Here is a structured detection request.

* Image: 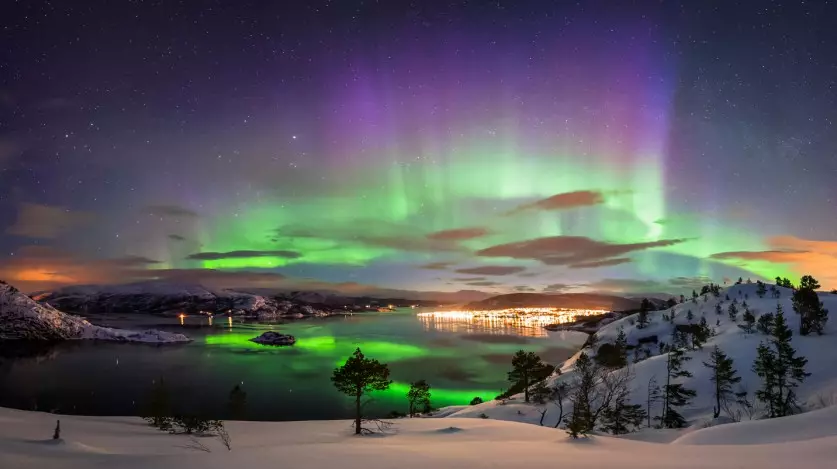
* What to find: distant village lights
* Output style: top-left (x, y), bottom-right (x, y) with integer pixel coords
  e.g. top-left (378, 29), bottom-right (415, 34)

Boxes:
top-left (416, 307), bottom-right (608, 328)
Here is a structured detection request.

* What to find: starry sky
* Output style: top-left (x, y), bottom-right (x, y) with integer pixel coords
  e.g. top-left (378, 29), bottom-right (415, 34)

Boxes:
top-left (2, 0), bottom-right (836, 297)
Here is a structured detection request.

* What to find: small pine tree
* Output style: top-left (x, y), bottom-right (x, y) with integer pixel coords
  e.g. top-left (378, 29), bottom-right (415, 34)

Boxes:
top-left (728, 303), bottom-right (738, 322)
top-left (564, 353), bottom-right (596, 437)
top-left (508, 350), bottom-right (547, 403)
top-left (757, 311), bottom-right (775, 335)
top-left (792, 275), bottom-right (828, 336)
top-left (407, 379), bottom-right (432, 416)
top-left (331, 348), bottom-right (392, 434)
top-left (600, 393), bottom-right (646, 435)
top-left (691, 290), bottom-right (698, 303)
top-left (613, 328), bottom-right (628, 368)
top-left (703, 346), bottom-right (741, 419)
top-left (228, 384), bottom-right (247, 419)
top-left (637, 300), bottom-right (651, 329)
top-left (660, 346), bottom-right (696, 428)
top-left (142, 377), bottom-right (172, 430)
top-left (646, 377), bottom-right (662, 428)
top-left (739, 308), bottom-right (755, 334)
top-left (756, 281), bottom-right (767, 298)
top-left (752, 311), bottom-right (810, 418)
top-left (686, 309), bottom-right (694, 322)
top-left (715, 303), bottom-right (722, 316)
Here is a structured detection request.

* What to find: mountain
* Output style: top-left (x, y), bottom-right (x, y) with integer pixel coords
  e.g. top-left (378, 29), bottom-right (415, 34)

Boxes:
top-left (36, 281), bottom-right (346, 318)
top-left (0, 280), bottom-right (190, 343)
top-left (449, 282), bottom-right (837, 431)
top-left (462, 292), bottom-right (641, 311)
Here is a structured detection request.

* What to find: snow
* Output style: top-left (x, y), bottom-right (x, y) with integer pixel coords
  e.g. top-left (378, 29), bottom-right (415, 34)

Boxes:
top-left (446, 283), bottom-right (837, 429)
top-left (0, 281), bottom-right (190, 343)
top-left (1, 406), bottom-right (835, 469)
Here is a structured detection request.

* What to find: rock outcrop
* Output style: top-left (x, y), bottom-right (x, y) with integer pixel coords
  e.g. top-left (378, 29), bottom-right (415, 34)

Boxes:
top-left (249, 331), bottom-right (296, 346)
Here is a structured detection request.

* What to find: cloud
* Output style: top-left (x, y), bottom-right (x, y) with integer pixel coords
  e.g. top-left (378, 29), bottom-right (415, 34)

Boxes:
top-left (515, 286), bottom-right (537, 292)
top-left (518, 272), bottom-right (540, 277)
top-left (581, 278), bottom-right (666, 293)
top-left (419, 261), bottom-right (454, 270)
top-left (5, 203), bottom-right (94, 239)
top-left (145, 204), bottom-right (200, 218)
top-left (279, 220), bottom-right (470, 253)
top-left (543, 283), bottom-right (572, 293)
top-left (505, 190), bottom-right (604, 215)
top-left (454, 266), bottom-right (526, 275)
top-left (186, 250), bottom-right (302, 261)
top-left (477, 235), bottom-right (686, 267)
top-left (426, 227), bottom-right (491, 241)
top-left (451, 277), bottom-right (485, 282)
top-left (465, 280), bottom-right (502, 286)
top-left (168, 234), bottom-right (187, 241)
top-left (110, 255), bottom-right (163, 266)
top-left (568, 257), bottom-right (632, 269)
top-left (711, 235), bottom-right (837, 288)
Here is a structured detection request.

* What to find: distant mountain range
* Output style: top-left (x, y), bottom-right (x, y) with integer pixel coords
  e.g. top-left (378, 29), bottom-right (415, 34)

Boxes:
top-left (31, 281), bottom-right (485, 318)
top-left (0, 280), bottom-right (190, 342)
top-left (462, 292), bottom-right (641, 311)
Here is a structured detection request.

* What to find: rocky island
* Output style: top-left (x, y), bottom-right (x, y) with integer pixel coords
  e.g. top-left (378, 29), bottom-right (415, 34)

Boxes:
top-left (250, 331), bottom-right (296, 346)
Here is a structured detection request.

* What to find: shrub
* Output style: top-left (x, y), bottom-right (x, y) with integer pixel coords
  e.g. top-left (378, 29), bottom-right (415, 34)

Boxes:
top-left (470, 397), bottom-right (484, 405)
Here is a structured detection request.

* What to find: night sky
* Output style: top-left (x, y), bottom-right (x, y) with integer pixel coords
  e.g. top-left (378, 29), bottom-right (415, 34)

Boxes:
top-left (2, 1), bottom-right (836, 297)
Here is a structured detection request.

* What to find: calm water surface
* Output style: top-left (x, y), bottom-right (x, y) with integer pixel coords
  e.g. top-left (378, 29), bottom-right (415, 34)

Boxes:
top-left (0, 308), bottom-right (586, 420)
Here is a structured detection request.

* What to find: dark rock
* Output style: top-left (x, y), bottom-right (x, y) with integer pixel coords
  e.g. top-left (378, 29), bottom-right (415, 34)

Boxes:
top-left (249, 331), bottom-right (296, 346)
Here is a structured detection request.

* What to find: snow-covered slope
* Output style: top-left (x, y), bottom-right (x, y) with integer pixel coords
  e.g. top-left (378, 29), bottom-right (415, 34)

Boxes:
top-left (1, 406), bottom-right (835, 469)
top-left (0, 281), bottom-right (190, 343)
top-left (448, 283), bottom-right (837, 430)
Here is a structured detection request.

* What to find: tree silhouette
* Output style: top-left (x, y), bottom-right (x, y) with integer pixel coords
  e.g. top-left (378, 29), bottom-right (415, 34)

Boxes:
top-left (331, 348), bottom-right (392, 434)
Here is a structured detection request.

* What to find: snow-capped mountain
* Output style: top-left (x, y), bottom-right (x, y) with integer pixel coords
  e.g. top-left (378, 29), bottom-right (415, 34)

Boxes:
top-left (450, 282), bottom-right (837, 429)
top-left (0, 280), bottom-right (190, 343)
top-left (35, 281), bottom-right (334, 319)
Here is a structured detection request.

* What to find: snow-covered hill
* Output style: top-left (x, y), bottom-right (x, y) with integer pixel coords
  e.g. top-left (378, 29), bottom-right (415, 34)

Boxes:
top-left (0, 281), bottom-right (190, 343)
top-left (36, 281), bottom-right (333, 319)
top-left (448, 282), bottom-right (837, 431)
top-left (0, 405), bottom-right (835, 469)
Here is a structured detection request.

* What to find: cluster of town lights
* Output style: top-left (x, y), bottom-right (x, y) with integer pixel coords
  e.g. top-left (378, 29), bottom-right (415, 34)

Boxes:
top-left (416, 307), bottom-right (609, 328)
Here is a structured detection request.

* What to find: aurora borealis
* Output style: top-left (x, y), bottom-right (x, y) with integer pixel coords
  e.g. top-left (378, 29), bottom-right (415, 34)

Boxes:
top-left (2, 1), bottom-right (837, 295)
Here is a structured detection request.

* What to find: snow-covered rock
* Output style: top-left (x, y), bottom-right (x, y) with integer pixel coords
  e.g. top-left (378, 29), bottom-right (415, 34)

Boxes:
top-left (0, 280), bottom-right (190, 343)
top-left (249, 331), bottom-right (296, 346)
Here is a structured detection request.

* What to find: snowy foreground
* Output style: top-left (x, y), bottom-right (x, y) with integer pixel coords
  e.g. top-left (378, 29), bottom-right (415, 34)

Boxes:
top-left (1, 406), bottom-right (836, 469)
top-left (0, 281), bottom-right (190, 343)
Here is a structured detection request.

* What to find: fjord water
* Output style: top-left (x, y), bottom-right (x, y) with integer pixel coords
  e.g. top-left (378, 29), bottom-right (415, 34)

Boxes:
top-left (0, 309), bottom-right (586, 420)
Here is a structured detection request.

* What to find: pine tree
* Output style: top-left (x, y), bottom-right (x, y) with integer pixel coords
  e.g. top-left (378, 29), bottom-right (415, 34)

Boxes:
top-left (739, 308), bottom-right (755, 334)
top-left (613, 327), bottom-right (628, 368)
top-left (228, 384), bottom-right (247, 419)
top-left (407, 379), bottom-right (432, 416)
top-left (637, 300), bottom-right (651, 329)
top-left (703, 346), bottom-right (741, 419)
top-left (508, 350), bottom-right (547, 403)
top-left (691, 290), bottom-right (698, 303)
top-left (686, 309), bottom-right (694, 322)
top-left (646, 376), bottom-right (662, 427)
top-left (600, 393), bottom-right (646, 435)
top-left (142, 377), bottom-right (172, 430)
top-left (756, 281), bottom-right (767, 298)
top-left (757, 311), bottom-right (775, 335)
top-left (565, 353), bottom-right (596, 437)
top-left (679, 294), bottom-right (686, 304)
top-left (715, 302), bottom-right (722, 316)
top-left (331, 348), bottom-right (392, 434)
top-left (697, 316), bottom-right (712, 343)
top-left (792, 275), bottom-right (828, 335)
top-left (728, 303), bottom-right (738, 322)
top-left (752, 311), bottom-right (810, 418)
top-left (660, 346), bottom-right (696, 428)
